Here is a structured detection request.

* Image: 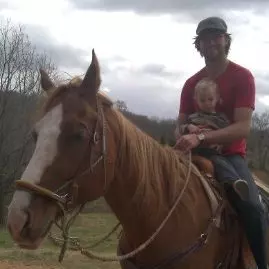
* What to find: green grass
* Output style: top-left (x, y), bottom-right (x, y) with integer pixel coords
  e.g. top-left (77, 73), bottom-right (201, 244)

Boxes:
top-left (0, 213), bottom-right (121, 269)
top-left (0, 229), bottom-right (15, 248)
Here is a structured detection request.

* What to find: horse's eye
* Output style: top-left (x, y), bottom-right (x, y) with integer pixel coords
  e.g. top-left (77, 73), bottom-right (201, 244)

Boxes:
top-left (72, 129), bottom-right (86, 141)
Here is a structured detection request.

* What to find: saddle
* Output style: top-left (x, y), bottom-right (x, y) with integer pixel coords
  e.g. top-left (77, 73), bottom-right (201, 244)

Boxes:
top-left (192, 154), bottom-right (215, 177)
top-left (192, 154), bottom-right (257, 269)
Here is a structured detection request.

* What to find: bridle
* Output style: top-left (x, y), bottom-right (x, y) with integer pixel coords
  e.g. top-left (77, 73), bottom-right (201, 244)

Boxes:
top-left (16, 97), bottom-right (107, 204)
top-left (16, 96), bottom-right (108, 261)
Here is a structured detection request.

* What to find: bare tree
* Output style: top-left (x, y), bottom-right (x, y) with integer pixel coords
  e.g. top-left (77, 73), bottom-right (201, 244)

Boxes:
top-left (115, 100), bottom-right (128, 112)
top-left (248, 111), bottom-right (269, 171)
top-left (251, 111), bottom-right (269, 131)
top-left (0, 19), bottom-right (58, 226)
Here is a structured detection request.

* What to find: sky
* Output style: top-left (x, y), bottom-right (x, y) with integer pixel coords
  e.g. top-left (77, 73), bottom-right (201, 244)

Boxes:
top-left (0, 0), bottom-right (269, 119)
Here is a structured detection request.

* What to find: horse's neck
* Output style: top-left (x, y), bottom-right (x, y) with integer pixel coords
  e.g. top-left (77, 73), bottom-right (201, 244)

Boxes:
top-left (103, 114), bottom-right (217, 266)
top-left (104, 122), bottom-right (163, 227)
top-left (105, 126), bottom-right (162, 223)
top-left (104, 118), bottom-right (202, 248)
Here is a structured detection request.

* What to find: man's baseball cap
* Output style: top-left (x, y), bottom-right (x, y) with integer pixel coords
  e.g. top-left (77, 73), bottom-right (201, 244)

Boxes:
top-left (196, 17), bottom-right (227, 36)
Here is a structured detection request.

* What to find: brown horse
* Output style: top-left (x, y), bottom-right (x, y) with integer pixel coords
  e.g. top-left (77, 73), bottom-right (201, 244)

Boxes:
top-left (7, 50), bottom-right (258, 269)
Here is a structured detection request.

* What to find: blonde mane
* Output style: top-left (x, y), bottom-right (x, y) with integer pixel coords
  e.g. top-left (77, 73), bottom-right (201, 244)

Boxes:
top-left (111, 108), bottom-right (195, 215)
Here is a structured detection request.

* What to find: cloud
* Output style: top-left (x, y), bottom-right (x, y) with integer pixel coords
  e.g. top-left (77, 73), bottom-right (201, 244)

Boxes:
top-left (255, 74), bottom-right (269, 96)
top-left (255, 75), bottom-right (269, 113)
top-left (97, 61), bottom-right (185, 118)
top-left (103, 75), bottom-right (180, 119)
top-left (69, 0), bottom-right (269, 15)
top-left (138, 64), bottom-right (181, 80)
top-left (0, 1), bottom-right (10, 10)
top-left (24, 24), bottom-right (89, 70)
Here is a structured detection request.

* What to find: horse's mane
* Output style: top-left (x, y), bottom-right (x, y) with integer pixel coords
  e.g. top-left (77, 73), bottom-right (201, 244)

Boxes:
top-left (111, 109), bottom-right (195, 215)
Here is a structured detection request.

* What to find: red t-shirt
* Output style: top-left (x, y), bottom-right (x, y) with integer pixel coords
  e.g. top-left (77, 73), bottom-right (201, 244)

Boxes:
top-left (179, 60), bottom-right (255, 157)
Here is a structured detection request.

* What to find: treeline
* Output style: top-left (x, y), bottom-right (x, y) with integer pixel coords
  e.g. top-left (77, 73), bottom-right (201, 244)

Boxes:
top-left (247, 112), bottom-right (269, 171)
top-left (123, 111), bottom-right (176, 145)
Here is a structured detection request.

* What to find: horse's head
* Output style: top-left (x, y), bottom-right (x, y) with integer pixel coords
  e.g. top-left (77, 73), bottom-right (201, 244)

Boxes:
top-left (7, 50), bottom-right (117, 249)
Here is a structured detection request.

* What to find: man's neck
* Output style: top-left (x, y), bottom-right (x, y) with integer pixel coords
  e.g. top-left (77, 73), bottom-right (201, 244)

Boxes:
top-left (205, 57), bottom-right (229, 79)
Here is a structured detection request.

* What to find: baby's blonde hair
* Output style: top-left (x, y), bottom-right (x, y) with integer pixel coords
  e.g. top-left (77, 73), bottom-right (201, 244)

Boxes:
top-left (194, 77), bottom-right (219, 99)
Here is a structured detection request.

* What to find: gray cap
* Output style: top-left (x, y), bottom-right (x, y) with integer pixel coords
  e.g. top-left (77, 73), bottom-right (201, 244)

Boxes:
top-left (196, 17), bottom-right (227, 35)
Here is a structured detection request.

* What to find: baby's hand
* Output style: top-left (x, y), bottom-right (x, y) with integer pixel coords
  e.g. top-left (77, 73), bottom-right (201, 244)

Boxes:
top-left (187, 124), bottom-right (201, 134)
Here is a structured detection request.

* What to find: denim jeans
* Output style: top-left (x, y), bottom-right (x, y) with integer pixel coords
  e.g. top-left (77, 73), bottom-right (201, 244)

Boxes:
top-left (209, 154), bottom-right (268, 269)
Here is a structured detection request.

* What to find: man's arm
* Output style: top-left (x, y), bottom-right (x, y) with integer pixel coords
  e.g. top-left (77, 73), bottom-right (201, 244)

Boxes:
top-left (203, 107), bottom-right (252, 145)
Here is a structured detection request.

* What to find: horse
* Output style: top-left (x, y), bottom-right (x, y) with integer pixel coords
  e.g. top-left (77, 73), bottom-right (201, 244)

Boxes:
top-left (6, 49), bottom-right (263, 269)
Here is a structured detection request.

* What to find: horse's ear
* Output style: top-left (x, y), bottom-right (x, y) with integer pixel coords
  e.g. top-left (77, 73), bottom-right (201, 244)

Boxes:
top-left (40, 69), bottom-right (55, 91)
top-left (80, 49), bottom-right (101, 96)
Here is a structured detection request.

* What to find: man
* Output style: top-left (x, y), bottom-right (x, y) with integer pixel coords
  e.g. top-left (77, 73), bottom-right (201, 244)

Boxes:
top-left (175, 17), bottom-right (268, 269)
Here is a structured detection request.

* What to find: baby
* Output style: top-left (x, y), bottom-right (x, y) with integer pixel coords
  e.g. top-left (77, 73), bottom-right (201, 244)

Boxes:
top-left (179, 77), bottom-right (229, 157)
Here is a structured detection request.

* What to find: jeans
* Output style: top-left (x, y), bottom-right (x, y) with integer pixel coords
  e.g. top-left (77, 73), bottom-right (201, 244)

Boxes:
top-left (209, 154), bottom-right (268, 269)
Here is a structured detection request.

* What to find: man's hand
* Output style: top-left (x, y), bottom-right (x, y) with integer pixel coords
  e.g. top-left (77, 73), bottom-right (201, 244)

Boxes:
top-left (174, 134), bottom-right (200, 153)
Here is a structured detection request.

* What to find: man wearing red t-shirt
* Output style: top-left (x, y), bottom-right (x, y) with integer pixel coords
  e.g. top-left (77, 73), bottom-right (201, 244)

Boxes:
top-left (175, 17), bottom-right (267, 268)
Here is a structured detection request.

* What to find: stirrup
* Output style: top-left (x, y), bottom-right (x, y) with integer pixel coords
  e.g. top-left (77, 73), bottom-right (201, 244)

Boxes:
top-left (233, 179), bottom-right (250, 201)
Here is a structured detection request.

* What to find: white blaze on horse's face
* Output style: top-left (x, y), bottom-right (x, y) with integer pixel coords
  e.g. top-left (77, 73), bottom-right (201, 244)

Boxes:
top-left (7, 104), bottom-right (63, 232)
top-left (25, 104), bottom-right (63, 185)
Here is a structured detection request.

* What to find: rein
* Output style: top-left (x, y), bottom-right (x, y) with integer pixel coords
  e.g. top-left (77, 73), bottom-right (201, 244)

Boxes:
top-left (15, 99), bottom-right (223, 267)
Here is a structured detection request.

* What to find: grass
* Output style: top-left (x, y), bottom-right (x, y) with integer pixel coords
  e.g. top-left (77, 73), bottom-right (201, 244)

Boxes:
top-left (0, 213), bottom-right (121, 269)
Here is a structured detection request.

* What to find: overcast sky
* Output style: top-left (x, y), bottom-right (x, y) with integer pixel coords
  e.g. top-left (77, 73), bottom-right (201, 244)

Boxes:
top-left (0, 0), bottom-right (269, 118)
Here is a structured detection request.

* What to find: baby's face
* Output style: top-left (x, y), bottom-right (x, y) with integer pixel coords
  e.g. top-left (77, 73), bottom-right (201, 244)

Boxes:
top-left (195, 87), bottom-right (218, 113)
